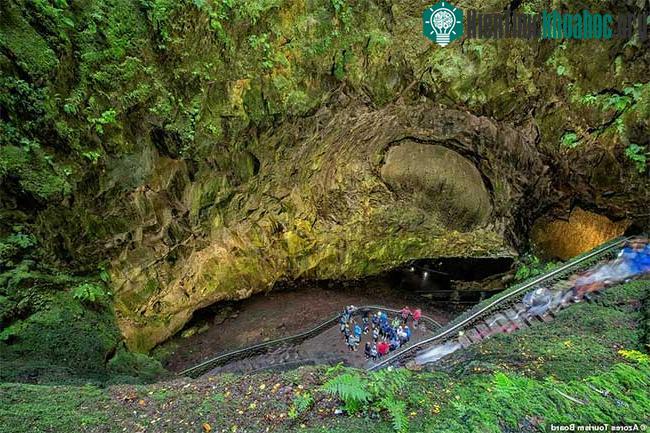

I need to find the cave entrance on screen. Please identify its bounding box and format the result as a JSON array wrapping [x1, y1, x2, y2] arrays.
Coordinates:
[[159, 255, 514, 373], [392, 256, 515, 304]]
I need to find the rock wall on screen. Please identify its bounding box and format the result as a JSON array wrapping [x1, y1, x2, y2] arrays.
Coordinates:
[[531, 207, 630, 260], [112, 101, 551, 350]]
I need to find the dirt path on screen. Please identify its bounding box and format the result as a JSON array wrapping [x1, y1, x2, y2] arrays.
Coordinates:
[[162, 280, 453, 372]]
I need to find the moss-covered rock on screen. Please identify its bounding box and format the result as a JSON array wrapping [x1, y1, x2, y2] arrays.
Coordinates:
[[381, 142, 492, 230]]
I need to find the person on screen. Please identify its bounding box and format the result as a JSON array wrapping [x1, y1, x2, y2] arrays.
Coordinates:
[[371, 312, 380, 327], [391, 317, 400, 329], [380, 311, 388, 325], [370, 344, 378, 361], [412, 308, 422, 328], [339, 315, 346, 333], [400, 306, 411, 324], [620, 238, 650, 275], [364, 342, 372, 359], [341, 308, 350, 325], [377, 340, 389, 357], [523, 287, 553, 317], [353, 322, 362, 339], [343, 324, 351, 341], [389, 335, 400, 351], [404, 325, 411, 342], [348, 334, 359, 351], [381, 321, 390, 338], [372, 327, 379, 342], [397, 331, 405, 345]]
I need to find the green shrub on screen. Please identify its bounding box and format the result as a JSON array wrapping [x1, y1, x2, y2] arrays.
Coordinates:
[[321, 372, 371, 414], [288, 392, 314, 419], [321, 369, 413, 432], [624, 143, 648, 174], [71, 282, 110, 306], [106, 345, 166, 382], [560, 131, 579, 148], [514, 255, 559, 282], [380, 397, 408, 433], [0, 230, 37, 268]]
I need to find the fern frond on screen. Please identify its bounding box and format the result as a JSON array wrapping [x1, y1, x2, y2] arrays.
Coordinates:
[[370, 368, 412, 396], [380, 397, 409, 433], [321, 373, 371, 413]]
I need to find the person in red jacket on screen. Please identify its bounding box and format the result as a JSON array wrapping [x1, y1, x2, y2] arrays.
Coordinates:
[[400, 306, 411, 324], [377, 340, 390, 357], [412, 308, 422, 328]]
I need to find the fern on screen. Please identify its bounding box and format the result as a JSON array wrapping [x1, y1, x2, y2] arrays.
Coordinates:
[[72, 283, 110, 306], [560, 131, 580, 149], [321, 373, 371, 414], [624, 143, 647, 174], [323, 370, 416, 432], [380, 397, 409, 433], [291, 392, 313, 415], [369, 369, 411, 396], [618, 349, 650, 364]]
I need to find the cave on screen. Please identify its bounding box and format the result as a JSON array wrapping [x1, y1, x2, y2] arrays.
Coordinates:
[[160, 254, 516, 372], [2, 0, 649, 428], [392, 256, 515, 303]]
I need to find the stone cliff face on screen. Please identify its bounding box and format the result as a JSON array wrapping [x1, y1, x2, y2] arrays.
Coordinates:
[[1, 0, 648, 352], [111, 101, 552, 350]]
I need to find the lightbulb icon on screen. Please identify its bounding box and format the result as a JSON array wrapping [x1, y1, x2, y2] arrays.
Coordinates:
[[423, 2, 463, 47]]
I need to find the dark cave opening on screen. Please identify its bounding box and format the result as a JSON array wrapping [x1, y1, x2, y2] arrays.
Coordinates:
[[163, 254, 516, 371], [390, 256, 515, 304]]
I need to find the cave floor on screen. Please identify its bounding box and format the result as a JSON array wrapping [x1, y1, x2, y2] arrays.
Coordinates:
[[161, 280, 454, 372], [202, 314, 438, 376]]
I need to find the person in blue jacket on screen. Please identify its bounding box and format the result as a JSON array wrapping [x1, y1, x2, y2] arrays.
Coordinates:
[[619, 238, 650, 276], [389, 336, 400, 351], [353, 322, 362, 339]]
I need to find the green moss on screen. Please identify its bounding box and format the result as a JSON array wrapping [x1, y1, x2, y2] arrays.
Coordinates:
[[425, 363, 650, 432], [0, 145, 71, 201], [106, 345, 166, 382], [0, 263, 165, 384], [0, 289, 120, 383], [0, 383, 114, 433], [0, 4, 58, 78]]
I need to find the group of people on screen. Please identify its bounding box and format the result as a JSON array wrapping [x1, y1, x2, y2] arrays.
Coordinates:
[[338, 305, 422, 361]]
